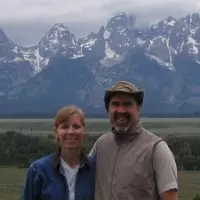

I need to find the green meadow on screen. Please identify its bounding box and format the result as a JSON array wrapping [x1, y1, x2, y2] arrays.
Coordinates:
[[0, 118, 200, 200], [0, 118, 200, 136]]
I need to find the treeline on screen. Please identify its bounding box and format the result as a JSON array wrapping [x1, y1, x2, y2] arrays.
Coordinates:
[[0, 131, 56, 167], [0, 131, 200, 170], [0, 131, 97, 167], [166, 135, 200, 170]]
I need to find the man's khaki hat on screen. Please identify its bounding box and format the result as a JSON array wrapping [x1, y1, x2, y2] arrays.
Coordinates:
[[104, 81, 144, 110]]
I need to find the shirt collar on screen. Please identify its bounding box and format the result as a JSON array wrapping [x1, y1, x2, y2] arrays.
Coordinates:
[[53, 147, 90, 170]]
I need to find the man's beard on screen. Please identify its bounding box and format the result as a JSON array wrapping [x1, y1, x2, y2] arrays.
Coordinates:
[[112, 112, 141, 143], [114, 126, 130, 134], [113, 112, 131, 134]]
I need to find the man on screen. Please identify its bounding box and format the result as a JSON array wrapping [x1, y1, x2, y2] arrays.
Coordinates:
[[89, 81, 178, 200]]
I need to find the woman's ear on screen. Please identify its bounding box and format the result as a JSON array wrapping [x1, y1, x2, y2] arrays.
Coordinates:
[[55, 134, 59, 141]]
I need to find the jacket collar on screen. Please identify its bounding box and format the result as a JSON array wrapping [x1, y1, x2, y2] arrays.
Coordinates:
[[53, 147, 90, 170]]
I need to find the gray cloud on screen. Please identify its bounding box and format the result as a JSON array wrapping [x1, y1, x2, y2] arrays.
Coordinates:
[[0, 0, 200, 45]]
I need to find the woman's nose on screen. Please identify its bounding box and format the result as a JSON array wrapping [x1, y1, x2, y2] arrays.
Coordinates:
[[67, 126, 74, 134]]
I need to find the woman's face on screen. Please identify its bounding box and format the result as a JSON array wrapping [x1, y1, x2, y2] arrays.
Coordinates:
[[56, 114, 85, 150]]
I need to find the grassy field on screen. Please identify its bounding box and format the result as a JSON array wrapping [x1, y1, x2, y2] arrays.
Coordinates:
[[0, 167, 199, 200], [0, 118, 200, 200], [0, 118, 200, 136]]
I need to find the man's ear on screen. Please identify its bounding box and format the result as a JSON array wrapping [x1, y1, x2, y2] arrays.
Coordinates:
[[137, 104, 141, 112]]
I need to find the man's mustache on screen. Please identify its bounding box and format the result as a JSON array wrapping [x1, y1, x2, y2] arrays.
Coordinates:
[[113, 112, 130, 120]]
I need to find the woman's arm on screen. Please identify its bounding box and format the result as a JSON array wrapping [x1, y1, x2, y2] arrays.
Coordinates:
[[20, 163, 41, 200]]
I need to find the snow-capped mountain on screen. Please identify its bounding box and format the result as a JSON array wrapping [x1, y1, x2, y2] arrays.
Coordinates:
[[18, 23, 78, 74], [0, 28, 22, 63], [0, 28, 33, 99], [1, 12, 200, 115]]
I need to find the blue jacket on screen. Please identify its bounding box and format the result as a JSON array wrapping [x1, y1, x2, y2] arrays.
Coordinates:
[[20, 149, 96, 200]]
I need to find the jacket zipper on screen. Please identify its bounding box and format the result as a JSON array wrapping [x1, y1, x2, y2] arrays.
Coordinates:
[[108, 146, 121, 200], [60, 167, 69, 200]]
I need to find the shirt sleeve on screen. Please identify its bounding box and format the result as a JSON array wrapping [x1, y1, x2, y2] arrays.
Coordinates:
[[20, 163, 41, 200], [153, 141, 178, 194]]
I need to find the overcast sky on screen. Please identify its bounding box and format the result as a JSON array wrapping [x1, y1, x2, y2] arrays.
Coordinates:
[[0, 0, 200, 45]]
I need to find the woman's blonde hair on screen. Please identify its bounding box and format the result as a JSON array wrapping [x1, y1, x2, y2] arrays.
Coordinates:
[[54, 105, 85, 129]]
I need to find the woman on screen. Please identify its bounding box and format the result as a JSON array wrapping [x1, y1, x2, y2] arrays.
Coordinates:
[[21, 105, 95, 200]]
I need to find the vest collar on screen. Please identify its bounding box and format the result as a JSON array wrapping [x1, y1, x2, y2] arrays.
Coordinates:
[[112, 120, 143, 144]]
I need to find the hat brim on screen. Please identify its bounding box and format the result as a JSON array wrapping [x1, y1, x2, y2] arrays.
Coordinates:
[[104, 90, 144, 111]]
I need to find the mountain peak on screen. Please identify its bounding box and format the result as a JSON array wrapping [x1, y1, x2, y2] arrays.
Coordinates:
[[0, 28, 11, 43], [38, 22, 77, 55], [163, 16, 176, 26], [106, 12, 136, 31], [1, 12, 200, 114], [51, 23, 69, 32], [43, 23, 72, 41]]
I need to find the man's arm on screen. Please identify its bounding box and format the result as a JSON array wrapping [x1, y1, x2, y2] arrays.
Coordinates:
[[160, 189, 178, 200], [153, 141, 178, 200]]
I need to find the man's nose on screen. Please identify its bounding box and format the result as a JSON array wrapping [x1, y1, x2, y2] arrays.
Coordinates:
[[116, 105, 126, 112]]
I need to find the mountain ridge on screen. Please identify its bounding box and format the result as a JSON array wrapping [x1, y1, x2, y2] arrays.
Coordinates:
[[1, 12, 200, 115]]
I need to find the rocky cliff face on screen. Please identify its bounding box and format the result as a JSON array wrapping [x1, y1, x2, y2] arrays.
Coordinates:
[[1, 12, 200, 115]]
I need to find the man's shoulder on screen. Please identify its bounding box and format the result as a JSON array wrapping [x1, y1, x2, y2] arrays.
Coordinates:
[[95, 132, 114, 144], [141, 127, 162, 143], [154, 139, 174, 157]]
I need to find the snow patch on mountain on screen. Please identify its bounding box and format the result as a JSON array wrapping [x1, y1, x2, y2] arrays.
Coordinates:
[[146, 53, 175, 71], [103, 29, 111, 40], [104, 41, 119, 59], [82, 38, 97, 50], [187, 37, 199, 54], [2, 12, 200, 75], [12, 46, 18, 54]]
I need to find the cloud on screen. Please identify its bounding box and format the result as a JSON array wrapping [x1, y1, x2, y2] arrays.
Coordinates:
[[1, 0, 200, 25], [0, 0, 200, 45], [0, 0, 109, 24]]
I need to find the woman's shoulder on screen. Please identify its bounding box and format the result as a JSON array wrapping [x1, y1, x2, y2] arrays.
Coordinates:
[[86, 155, 96, 170], [87, 155, 96, 163], [29, 153, 54, 171]]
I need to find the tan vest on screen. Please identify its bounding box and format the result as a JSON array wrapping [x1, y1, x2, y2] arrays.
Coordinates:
[[95, 123, 162, 200]]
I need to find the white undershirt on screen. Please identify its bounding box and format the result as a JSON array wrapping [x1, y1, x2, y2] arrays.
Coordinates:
[[60, 157, 80, 200]]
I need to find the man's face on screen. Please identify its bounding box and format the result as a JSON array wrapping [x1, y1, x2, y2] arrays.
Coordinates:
[[108, 93, 140, 133]]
